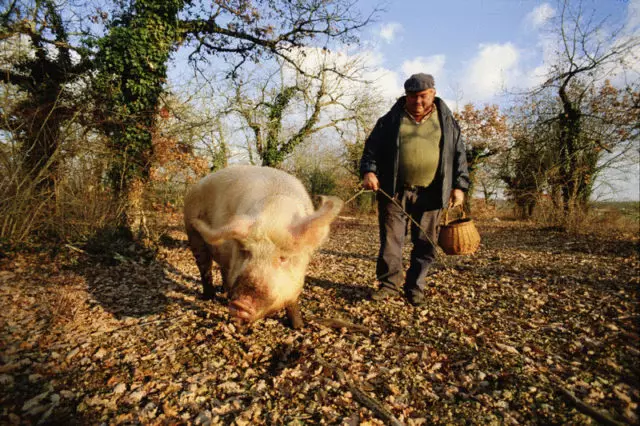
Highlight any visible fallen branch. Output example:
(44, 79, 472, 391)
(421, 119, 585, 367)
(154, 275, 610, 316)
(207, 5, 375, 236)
(314, 350, 404, 426)
(64, 244, 90, 255)
(481, 337, 626, 426)
(308, 315, 371, 334)
(555, 384, 625, 426)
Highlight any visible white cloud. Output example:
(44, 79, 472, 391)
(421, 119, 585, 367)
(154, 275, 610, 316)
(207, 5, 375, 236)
(401, 55, 446, 81)
(379, 22, 402, 43)
(621, 0, 640, 81)
(0, 34, 35, 64)
(626, 0, 640, 33)
(277, 45, 402, 112)
(525, 3, 555, 30)
(463, 43, 520, 101)
(366, 67, 402, 100)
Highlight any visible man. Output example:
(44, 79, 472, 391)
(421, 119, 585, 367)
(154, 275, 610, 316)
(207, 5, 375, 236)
(360, 73, 470, 306)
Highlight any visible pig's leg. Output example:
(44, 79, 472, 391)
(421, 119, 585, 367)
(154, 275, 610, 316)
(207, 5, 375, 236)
(219, 266, 230, 293)
(187, 227, 215, 300)
(285, 301, 304, 329)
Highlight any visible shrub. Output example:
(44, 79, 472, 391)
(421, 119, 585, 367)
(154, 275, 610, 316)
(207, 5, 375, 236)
(296, 166, 338, 198)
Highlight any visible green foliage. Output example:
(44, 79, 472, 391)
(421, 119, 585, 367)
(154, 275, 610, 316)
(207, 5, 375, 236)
(209, 147, 228, 173)
(260, 85, 314, 167)
(297, 167, 338, 197)
(94, 0, 186, 193)
(353, 191, 376, 215)
(292, 166, 336, 199)
(343, 139, 365, 178)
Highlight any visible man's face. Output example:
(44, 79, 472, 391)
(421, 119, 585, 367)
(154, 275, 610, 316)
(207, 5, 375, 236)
(405, 88, 436, 117)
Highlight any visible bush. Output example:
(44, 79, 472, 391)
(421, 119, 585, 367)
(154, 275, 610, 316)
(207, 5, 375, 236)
(351, 190, 376, 215)
(296, 166, 338, 198)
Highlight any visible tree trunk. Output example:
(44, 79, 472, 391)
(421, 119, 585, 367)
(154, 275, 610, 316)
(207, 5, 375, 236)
(97, 0, 186, 236)
(558, 80, 583, 214)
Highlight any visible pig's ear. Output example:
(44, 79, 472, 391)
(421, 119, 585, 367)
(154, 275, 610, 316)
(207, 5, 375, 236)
(290, 196, 343, 249)
(191, 216, 253, 245)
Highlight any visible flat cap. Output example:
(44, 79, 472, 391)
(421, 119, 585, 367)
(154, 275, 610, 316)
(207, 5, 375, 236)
(404, 73, 435, 92)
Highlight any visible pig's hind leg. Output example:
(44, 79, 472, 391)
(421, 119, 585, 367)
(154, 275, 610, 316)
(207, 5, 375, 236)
(187, 227, 216, 300)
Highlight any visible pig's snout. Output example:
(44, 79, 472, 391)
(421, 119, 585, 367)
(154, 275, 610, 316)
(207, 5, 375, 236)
(228, 297, 257, 322)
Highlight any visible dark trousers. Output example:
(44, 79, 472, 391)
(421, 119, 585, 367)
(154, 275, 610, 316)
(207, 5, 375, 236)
(376, 186, 442, 294)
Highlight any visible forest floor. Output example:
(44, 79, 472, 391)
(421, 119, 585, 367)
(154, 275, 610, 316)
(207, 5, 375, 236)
(1, 211, 638, 425)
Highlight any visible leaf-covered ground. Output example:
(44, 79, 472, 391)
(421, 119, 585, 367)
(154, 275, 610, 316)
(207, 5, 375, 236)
(1, 214, 638, 425)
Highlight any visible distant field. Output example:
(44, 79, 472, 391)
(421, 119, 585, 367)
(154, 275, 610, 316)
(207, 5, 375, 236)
(592, 200, 640, 220)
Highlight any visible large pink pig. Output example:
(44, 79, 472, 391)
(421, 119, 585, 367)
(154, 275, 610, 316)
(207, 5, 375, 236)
(183, 165, 343, 328)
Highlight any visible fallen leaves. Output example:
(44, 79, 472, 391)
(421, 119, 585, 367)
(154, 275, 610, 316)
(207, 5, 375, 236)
(0, 215, 638, 425)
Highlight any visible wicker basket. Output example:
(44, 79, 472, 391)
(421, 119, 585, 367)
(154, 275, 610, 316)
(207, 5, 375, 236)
(438, 208, 481, 255)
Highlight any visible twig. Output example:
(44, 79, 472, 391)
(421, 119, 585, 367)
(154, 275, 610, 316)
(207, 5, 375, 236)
(314, 350, 404, 426)
(91, 313, 189, 337)
(555, 383, 626, 426)
(343, 188, 368, 205)
(308, 315, 371, 334)
(64, 243, 89, 255)
(482, 337, 626, 425)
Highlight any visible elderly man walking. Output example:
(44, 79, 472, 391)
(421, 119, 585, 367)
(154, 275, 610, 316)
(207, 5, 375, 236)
(360, 73, 470, 306)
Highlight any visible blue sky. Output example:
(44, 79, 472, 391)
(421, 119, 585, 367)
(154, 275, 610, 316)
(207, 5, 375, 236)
(348, 0, 640, 200)
(169, 0, 639, 200)
(353, 0, 636, 105)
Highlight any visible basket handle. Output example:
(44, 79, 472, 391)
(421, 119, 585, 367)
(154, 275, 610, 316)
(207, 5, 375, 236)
(443, 205, 465, 225)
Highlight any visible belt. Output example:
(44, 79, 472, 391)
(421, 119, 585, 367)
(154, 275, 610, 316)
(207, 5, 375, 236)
(403, 184, 428, 191)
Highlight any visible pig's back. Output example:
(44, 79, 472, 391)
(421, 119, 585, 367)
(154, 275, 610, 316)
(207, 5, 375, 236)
(184, 165, 313, 226)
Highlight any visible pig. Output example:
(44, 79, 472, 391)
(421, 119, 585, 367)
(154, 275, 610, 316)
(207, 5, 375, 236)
(183, 165, 343, 328)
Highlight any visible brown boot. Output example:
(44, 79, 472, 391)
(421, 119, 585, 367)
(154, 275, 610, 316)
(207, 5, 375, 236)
(370, 286, 401, 301)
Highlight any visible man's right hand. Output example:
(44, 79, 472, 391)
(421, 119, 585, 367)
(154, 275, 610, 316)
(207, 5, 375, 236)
(362, 172, 380, 191)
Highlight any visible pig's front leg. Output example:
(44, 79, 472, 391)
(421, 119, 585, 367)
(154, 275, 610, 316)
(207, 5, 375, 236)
(187, 228, 215, 300)
(198, 254, 215, 300)
(286, 301, 304, 329)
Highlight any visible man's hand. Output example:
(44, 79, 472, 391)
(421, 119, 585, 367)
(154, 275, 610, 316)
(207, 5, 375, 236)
(449, 189, 464, 208)
(362, 172, 380, 191)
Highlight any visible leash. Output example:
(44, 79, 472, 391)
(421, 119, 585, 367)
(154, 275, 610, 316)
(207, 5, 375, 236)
(342, 187, 451, 267)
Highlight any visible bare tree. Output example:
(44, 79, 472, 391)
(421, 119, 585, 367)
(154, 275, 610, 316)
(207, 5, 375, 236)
(1, 0, 93, 189)
(502, 94, 560, 218)
(180, 0, 376, 78)
(531, 0, 640, 211)
(93, 0, 377, 235)
(221, 50, 373, 168)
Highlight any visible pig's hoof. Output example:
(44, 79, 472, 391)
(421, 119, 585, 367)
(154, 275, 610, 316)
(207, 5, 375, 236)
(202, 291, 216, 301)
(285, 304, 304, 329)
(289, 317, 304, 329)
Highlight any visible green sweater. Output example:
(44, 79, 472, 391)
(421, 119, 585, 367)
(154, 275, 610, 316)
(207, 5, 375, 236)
(398, 107, 441, 187)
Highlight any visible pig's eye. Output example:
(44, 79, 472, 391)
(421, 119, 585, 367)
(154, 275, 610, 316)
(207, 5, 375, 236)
(279, 256, 289, 265)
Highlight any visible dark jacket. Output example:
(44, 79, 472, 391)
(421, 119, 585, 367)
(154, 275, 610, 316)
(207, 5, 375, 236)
(360, 96, 470, 208)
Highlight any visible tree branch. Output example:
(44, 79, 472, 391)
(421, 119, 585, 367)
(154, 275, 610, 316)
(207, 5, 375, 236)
(0, 69, 32, 87)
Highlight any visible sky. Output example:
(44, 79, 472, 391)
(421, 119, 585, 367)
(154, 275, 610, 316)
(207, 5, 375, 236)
(342, 0, 640, 201)
(169, 0, 640, 201)
(352, 0, 637, 105)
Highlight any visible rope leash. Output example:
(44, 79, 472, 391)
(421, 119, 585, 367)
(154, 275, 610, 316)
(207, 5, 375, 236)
(341, 187, 452, 269)
(343, 187, 368, 205)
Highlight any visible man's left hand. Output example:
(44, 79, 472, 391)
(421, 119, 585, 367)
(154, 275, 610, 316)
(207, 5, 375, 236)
(449, 189, 464, 208)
